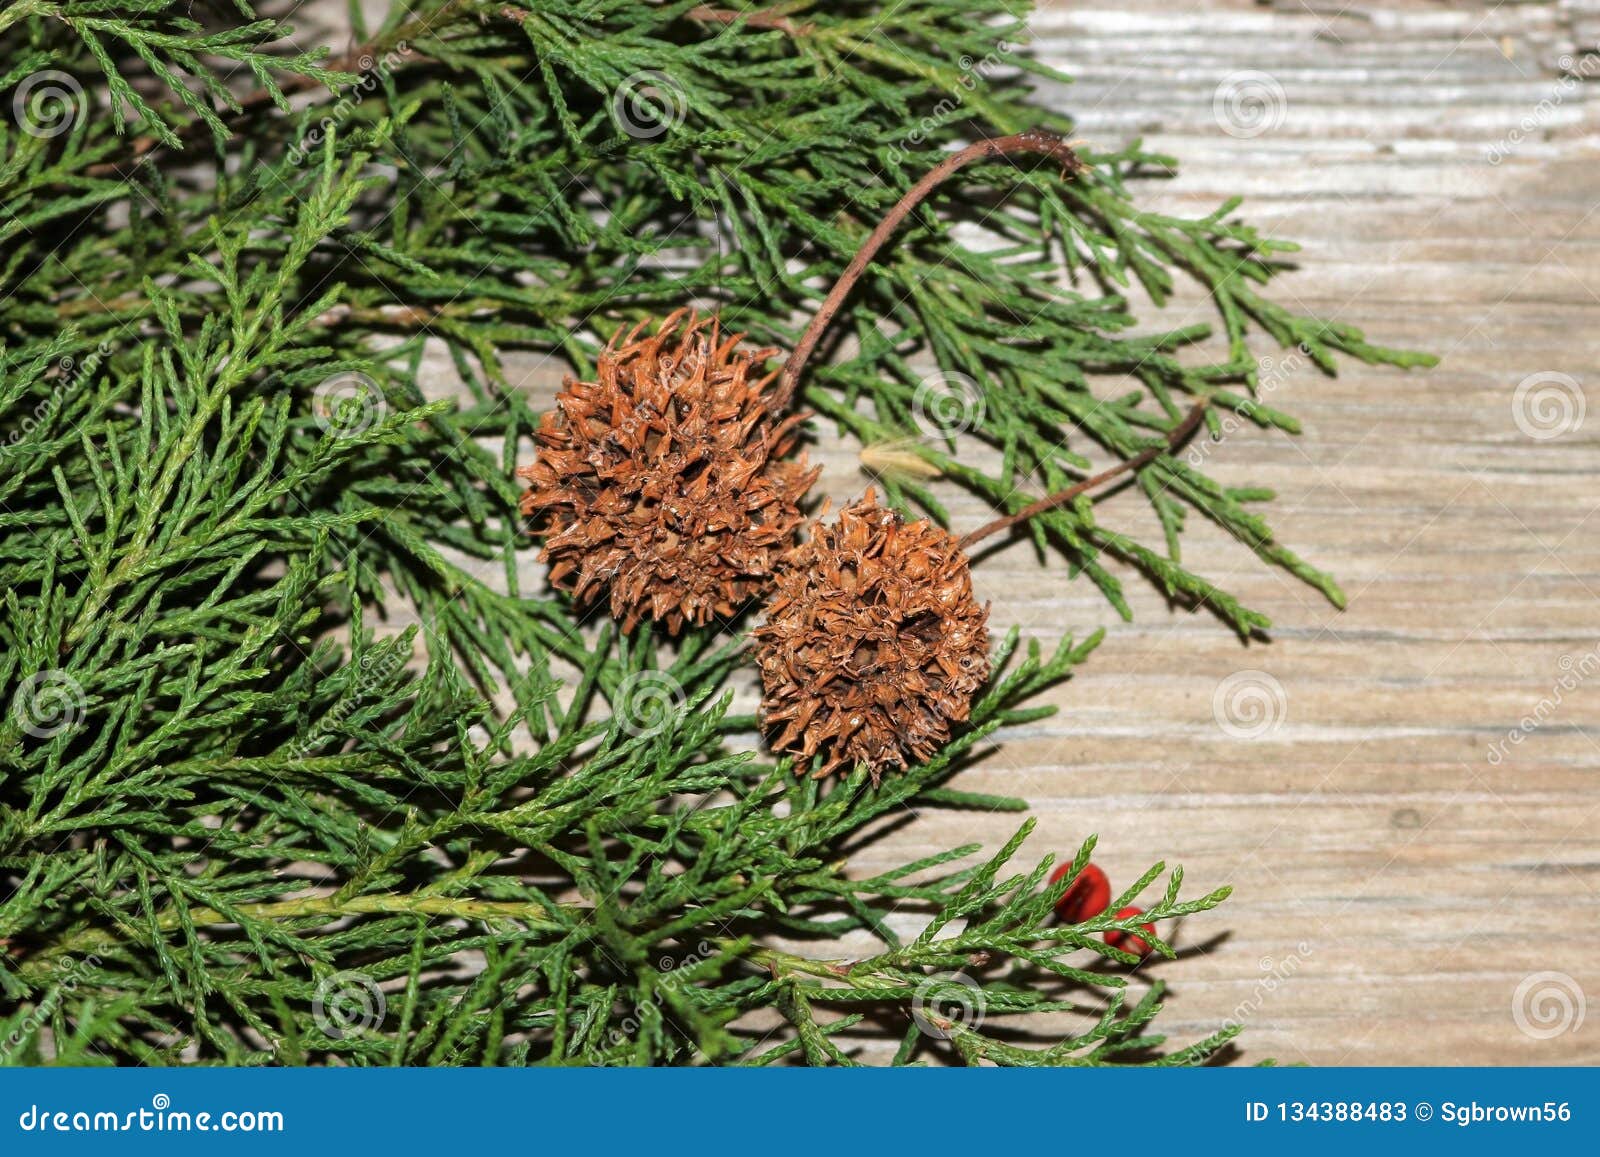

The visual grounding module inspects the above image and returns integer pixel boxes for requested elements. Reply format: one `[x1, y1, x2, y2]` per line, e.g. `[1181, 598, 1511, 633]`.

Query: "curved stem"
[773, 129, 1084, 411]
[957, 401, 1210, 550]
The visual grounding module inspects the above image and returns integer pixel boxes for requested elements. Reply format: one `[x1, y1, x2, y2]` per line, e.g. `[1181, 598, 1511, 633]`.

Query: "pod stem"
[958, 401, 1211, 551]
[773, 129, 1084, 411]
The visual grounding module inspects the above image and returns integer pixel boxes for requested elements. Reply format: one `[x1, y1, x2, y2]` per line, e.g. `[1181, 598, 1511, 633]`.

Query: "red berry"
[1104, 906, 1156, 957]
[1048, 861, 1111, 925]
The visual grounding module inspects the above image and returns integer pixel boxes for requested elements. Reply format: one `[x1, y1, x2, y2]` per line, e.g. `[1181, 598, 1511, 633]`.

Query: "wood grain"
[957, 0, 1600, 1065]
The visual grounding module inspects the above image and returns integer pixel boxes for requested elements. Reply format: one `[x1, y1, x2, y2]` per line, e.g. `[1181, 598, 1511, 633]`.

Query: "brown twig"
[686, 5, 816, 36]
[773, 129, 1085, 412]
[311, 302, 452, 330]
[83, 40, 385, 179]
[81, 0, 476, 181]
[80, 5, 786, 181]
[957, 400, 1211, 551]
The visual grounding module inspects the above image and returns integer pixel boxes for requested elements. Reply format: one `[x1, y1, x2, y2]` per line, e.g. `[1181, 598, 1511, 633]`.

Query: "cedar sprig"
[7, 0, 1436, 634]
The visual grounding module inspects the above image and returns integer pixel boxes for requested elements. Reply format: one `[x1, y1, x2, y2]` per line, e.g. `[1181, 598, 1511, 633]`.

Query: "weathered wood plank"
[957, 0, 1600, 1065]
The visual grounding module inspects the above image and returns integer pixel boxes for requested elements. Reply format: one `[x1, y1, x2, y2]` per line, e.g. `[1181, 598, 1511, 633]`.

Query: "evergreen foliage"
[0, 0, 1429, 1064]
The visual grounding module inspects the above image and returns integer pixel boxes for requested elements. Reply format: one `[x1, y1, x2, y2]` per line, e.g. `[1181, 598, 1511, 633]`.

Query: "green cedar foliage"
[0, 1, 1428, 1064]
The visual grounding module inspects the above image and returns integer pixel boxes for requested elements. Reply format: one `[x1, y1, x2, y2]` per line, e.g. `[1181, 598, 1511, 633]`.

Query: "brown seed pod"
[515, 132, 1087, 639]
[754, 491, 991, 779]
[752, 400, 1211, 779]
[517, 310, 818, 634]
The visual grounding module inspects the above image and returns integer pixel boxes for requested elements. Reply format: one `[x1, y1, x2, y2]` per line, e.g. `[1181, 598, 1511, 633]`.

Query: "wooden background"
[422, 0, 1598, 1062]
[935, 0, 1599, 1065]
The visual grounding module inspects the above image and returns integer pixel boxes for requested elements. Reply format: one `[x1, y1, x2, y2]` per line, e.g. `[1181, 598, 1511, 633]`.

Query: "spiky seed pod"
[755, 491, 991, 779]
[517, 310, 819, 634]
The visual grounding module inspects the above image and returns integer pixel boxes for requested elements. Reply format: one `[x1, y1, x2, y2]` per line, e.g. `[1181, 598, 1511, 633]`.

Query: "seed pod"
[518, 310, 818, 634]
[754, 491, 991, 779]
[516, 133, 1089, 640]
